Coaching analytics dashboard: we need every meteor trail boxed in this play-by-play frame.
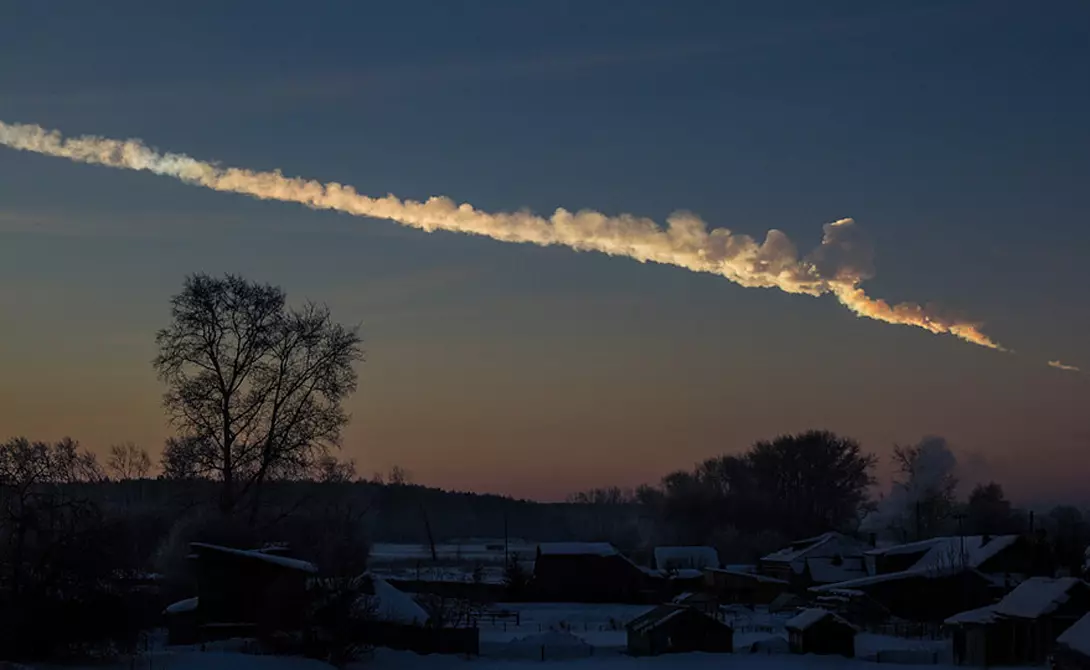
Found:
[0,119,1005,351]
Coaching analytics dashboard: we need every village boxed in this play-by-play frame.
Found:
[140,528,1090,669]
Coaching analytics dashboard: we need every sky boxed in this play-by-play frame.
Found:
[1,1,1088,503]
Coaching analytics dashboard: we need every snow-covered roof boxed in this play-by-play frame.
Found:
[163,597,199,615]
[706,567,789,585]
[1057,612,1090,657]
[785,607,856,632]
[628,605,689,634]
[866,535,1019,573]
[356,573,429,625]
[190,542,318,573]
[944,605,999,626]
[805,556,868,584]
[763,532,845,563]
[811,564,979,592]
[993,577,1087,620]
[654,546,719,570]
[537,542,618,557]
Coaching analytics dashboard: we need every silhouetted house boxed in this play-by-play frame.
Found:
[785,608,857,657]
[704,567,788,605]
[533,543,649,602]
[945,577,1090,666]
[671,591,720,616]
[813,534,1036,622]
[654,546,719,571]
[626,604,733,656]
[760,532,870,588]
[812,565,994,622]
[346,573,478,655]
[1053,612,1090,670]
[165,542,316,643]
[867,535,1031,588]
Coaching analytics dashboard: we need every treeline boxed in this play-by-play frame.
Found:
[566,431,1090,573]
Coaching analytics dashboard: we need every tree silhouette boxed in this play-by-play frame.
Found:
[154,274,363,515]
[107,442,152,481]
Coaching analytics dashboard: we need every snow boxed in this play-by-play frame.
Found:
[707,568,789,585]
[944,605,998,626]
[654,546,720,570]
[805,557,868,584]
[785,608,854,632]
[1057,612,1090,657]
[538,542,619,557]
[866,535,1019,574]
[763,532,843,563]
[359,646,1023,669]
[491,631,595,660]
[993,576,1085,619]
[163,596,199,615]
[190,542,318,573]
[358,573,429,625]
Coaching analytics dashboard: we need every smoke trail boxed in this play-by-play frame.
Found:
[0,119,1003,350]
[1048,360,1081,373]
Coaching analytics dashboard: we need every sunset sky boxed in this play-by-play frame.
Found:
[1,1,1088,503]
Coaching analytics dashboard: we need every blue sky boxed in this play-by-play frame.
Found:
[1,1,1088,502]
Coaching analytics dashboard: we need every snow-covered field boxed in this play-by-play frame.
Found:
[39,648,1033,670]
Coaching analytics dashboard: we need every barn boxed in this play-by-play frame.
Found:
[785,608,857,657]
[626,604,734,656]
[164,542,317,643]
[533,543,650,602]
[946,576,1090,666]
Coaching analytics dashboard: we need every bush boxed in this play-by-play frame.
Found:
[301,577,376,667]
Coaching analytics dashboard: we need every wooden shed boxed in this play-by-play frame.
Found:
[183,542,317,641]
[533,543,650,603]
[946,577,1090,667]
[785,608,857,657]
[626,604,734,656]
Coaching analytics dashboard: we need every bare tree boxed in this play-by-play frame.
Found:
[154,274,364,516]
[107,442,152,481]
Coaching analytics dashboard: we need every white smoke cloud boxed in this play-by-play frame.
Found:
[1048,360,1080,373]
[0,120,1005,350]
[861,436,959,537]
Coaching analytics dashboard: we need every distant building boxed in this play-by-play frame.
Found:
[945,577,1090,667]
[760,532,870,587]
[785,608,857,657]
[626,604,734,656]
[704,567,789,605]
[533,542,651,603]
[654,546,720,571]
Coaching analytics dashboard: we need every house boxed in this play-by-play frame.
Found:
[768,592,804,614]
[785,607,857,657]
[671,591,720,617]
[812,535,1036,622]
[1053,612,1090,670]
[164,542,317,643]
[760,532,870,587]
[654,546,720,571]
[626,604,734,656]
[945,577,1090,666]
[866,535,1030,586]
[704,567,789,605]
[812,564,995,621]
[533,543,651,603]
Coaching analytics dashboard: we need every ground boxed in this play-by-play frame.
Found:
[25,601,990,669]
